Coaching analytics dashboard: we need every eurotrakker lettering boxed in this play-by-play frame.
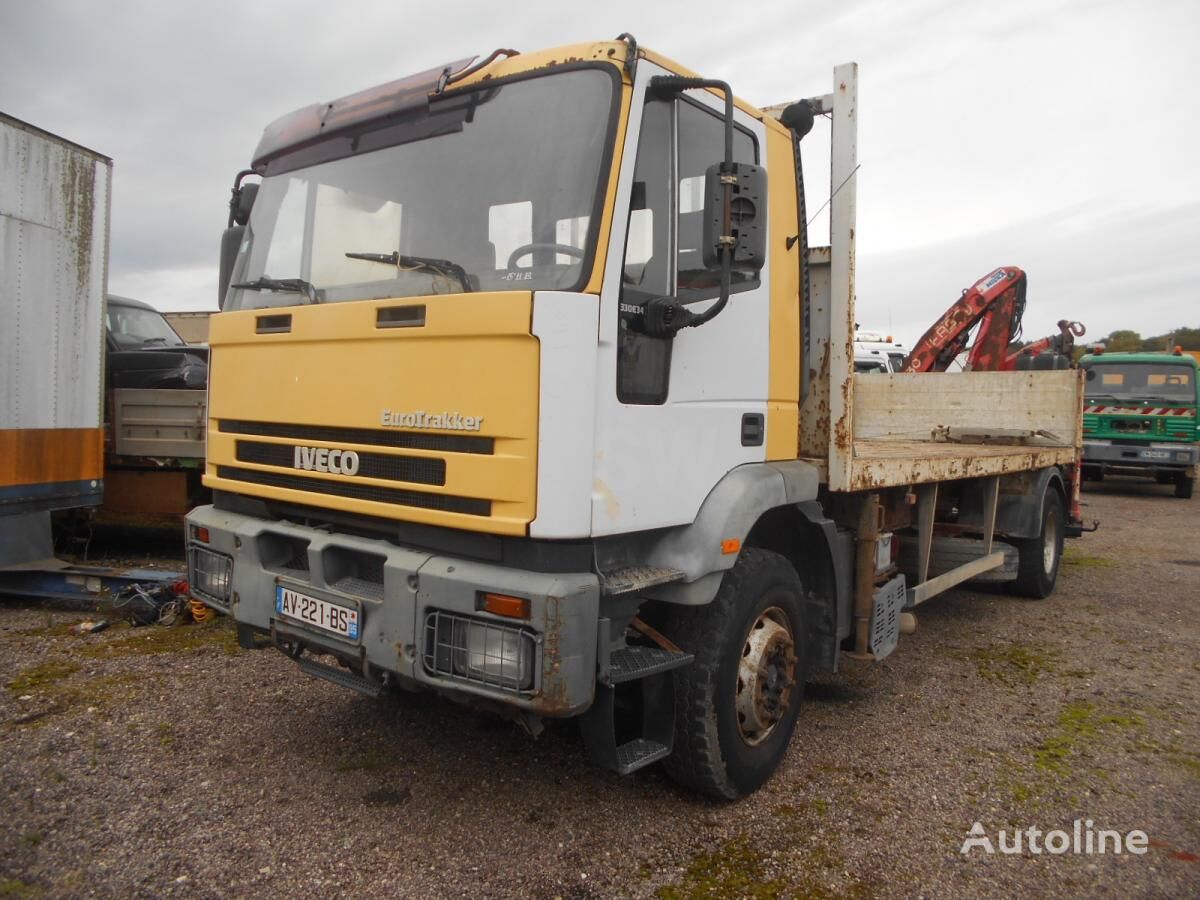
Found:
[380,410,485,432]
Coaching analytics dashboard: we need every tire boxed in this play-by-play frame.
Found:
[661,548,808,799]
[1176,475,1195,500]
[1011,486,1065,599]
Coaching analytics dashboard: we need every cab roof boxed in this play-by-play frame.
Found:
[1080,351,1198,367]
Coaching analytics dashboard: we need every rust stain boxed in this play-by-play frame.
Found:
[60,150,96,300]
[530,594,573,715]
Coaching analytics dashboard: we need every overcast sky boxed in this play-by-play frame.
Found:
[2,0,1197,344]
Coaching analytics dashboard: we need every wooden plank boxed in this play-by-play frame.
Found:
[907,551,1004,606]
[853,370,1083,441]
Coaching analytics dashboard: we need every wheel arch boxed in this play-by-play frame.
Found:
[958,465,1067,541]
[743,501,850,675]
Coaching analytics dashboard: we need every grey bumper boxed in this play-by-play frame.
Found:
[185,505,600,716]
[1083,441,1198,468]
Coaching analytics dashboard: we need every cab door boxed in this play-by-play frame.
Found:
[591,60,771,535]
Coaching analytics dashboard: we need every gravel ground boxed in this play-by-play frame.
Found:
[2,485,1197,898]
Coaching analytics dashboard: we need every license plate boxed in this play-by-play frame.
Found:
[1140,449,1171,460]
[275,586,360,641]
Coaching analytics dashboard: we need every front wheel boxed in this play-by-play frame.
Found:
[1176,475,1195,500]
[662,548,808,799]
[1011,486,1065,599]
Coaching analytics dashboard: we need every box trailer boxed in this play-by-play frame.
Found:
[0,113,111,565]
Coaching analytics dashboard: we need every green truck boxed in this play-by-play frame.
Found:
[1080,350,1199,498]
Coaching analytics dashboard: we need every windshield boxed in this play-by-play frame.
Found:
[1084,362,1196,402]
[106,305,186,348]
[227,68,617,310]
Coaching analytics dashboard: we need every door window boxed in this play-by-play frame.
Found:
[616,92,759,405]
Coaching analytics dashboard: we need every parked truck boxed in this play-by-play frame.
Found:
[0,113,111,565]
[1079,349,1198,498]
[102,294,209,527]
[186,40,1087,798]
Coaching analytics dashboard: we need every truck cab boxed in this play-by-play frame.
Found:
[1079,350,1199,498]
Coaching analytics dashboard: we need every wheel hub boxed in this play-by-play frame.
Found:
[1043,508,1059,574]
[735,607,797,746]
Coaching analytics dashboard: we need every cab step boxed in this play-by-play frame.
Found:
[605,645,693,684]
[614,739,672,775]
[600,565,686,596]
[582,643,689,775]
[296,655,383,699]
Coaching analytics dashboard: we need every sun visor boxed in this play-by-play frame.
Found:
[251,56,477,171]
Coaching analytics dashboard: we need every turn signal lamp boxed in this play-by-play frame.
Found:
[479,592,530,619]
[190,525,210,543]
[721,538,741,555]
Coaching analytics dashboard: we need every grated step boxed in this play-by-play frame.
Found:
[605,645,693,684]
[600,565,686,596]
[297,655,382,698]
[614,738,671,775]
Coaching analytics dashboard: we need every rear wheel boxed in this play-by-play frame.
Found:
[662,548,808,799]
[1176,475,1195,499]
[1011,486,1064,599]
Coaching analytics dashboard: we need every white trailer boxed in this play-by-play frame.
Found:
[0,113,111,565]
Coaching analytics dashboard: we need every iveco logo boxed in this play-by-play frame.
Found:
[293,446,360,476]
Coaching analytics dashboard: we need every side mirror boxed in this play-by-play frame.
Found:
[218,171,259,309]
[232,182,258,226]
[218,225,244,309]
[702,161,766,273]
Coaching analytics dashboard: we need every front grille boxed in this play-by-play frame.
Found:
[235,440,446,486]
[219,419,493,455]
[216,465,490,517]
[422,610,538,695]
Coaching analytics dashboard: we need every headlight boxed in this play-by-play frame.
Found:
[189,546,233,604]
[423,611,536,693]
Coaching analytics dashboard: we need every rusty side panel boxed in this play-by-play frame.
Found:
[848,442,1079,491]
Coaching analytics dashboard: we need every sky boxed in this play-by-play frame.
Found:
[2,0,1197,345]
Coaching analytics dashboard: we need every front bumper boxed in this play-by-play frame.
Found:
[185,504,600,716]
[1082,440,1198,471]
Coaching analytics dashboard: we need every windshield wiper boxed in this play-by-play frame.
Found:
[231,276,320,304]
[345,251,473,293]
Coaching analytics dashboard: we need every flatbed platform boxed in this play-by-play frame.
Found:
[801,369,1084,492]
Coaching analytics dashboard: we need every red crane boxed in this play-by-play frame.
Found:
[901,266,1084,373]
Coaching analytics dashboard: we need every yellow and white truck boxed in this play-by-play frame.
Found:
[187,39,1086,798]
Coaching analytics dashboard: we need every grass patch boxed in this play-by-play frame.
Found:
[77,620,238,659]
[1167,754,1200,781]
[959,642,1059,686]
[1062,549,1118,569]
[333,750,391,773]
[5,669,140,728]
[0,878,41,898]
[6,661,80,694]
[656,836,788,900]
[1034,701,1143,776]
